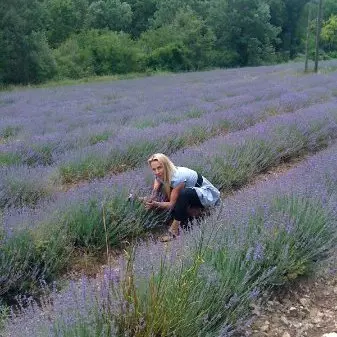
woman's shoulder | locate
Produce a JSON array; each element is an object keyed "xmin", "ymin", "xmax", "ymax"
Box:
[
  {"xmin": 173, "ymin": 166, "xmax": 194, "ymax": 179},
  {"xmin": 175, "ymin": 166, "xmax": 195, "ymax": 174},
  {"xmin": 171, "ymin": 166, "xmax": 197, "ymax": 187}
]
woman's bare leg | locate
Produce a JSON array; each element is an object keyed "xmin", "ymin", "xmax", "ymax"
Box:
[{"xmin": 168, "ymin": 219, "xmax": 180, "ymax": 236}]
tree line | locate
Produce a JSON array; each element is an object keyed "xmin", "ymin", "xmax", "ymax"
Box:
[{"xmin": 0, "ymin": 0, "xmax": 336, "ymax": 85}]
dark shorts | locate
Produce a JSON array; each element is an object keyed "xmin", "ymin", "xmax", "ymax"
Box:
[{"xmin": 171, "ymin": 188, "xmax": 204, "ymax": 222}]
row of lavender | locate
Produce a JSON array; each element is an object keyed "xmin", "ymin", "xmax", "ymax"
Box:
[
  {"xmin": 1, "ymin": 76, "xmax": 336, "ymax": 209},
  {"xmin": 3, "ymin": 136, "xmax": 337, "ymax": 337},
  {"xmin": 1, "ymin": 65, "xmax": 336, "ymax": 187},
  {"xmin": 1, "ymin": 62, "xmax": 331, "ymax": 137},
  {"xmin": 1, "ymin": 95, "xmax": 337, "ymax": 304},
  {"xmin": 2, "ymin": 61, "xmax": 336, "ymax": 158}
]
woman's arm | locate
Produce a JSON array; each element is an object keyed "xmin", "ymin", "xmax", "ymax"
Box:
[
  {"xmin": 146, "ymin": 182, "xmax": 185, "ymax": 210},
  {"xmin": 150, "ymin": 178, "xmax": 162, "ymax": 200},
  {"xmin": 137, "ymin": 178, "xmax": 161, "ymax": 203}
]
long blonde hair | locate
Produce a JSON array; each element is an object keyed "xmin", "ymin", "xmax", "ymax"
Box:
[{"xmin": 148, "ymin": 153, "xmax": 176, "ymax": 198}]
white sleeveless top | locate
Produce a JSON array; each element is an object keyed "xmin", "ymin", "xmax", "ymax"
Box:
[{"xmin": 157, "ymin": 166, "xmax": 220, "ymax": 207}]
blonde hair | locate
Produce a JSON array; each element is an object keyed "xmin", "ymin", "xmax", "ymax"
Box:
[{"xmin": 148, "ymin": 153, "xmax": 176, "ymax": 198}]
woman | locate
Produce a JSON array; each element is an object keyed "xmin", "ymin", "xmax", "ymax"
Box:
[{"xmin": 143, "ymin": 153, "xmax": 220, "ymax": 241}]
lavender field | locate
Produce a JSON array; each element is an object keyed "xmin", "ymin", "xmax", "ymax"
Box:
[{"xmin": 1, "ymin": 61, "xmax": 337, "ymax": 336}]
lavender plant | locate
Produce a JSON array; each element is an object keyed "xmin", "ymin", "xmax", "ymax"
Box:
[
  {"xmin": 1, "ymin": 62, "xmax": 337, "ymax": 309},
  {"xmin": 1, "ymin": 63, "xmax": 336, "ymax": 177},
  {"xmin": 0, "ymin": 166, "xmax": 54, "ymax": 208},
  {"xmin": 0, "ymin": 100, "xmax": 336, "ymax": 304},
  {"xmin": 3, "ymin": 184, "xmax": 336, "ymax": 336}
]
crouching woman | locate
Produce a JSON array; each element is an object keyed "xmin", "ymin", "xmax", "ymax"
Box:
[{"xmin": 144, "ymin": 153, "xmax": 220, "ymax": 241}]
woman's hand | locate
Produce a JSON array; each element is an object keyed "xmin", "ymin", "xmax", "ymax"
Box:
[
  {"xmin": 145, "ymin": 200, "xmax": 158, "ymax": 209},
  {"xmin": 137, "ymin": 196, "xmax": 149, "ymax": 203}
]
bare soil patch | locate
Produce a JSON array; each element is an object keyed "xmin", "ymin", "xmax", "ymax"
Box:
[{"xmin": 242, "ymin": 252, "xmax": 337, "ymax": 337}]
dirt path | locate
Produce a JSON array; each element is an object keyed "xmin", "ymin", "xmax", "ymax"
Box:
[{"xmin": 242, "ymin": 252, "xmax": 337, "ymax": 337}]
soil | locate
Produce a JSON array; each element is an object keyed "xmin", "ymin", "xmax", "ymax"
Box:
[{"xmin": 241, "ymin": 253, "xmax": 337, "ymax": 337}]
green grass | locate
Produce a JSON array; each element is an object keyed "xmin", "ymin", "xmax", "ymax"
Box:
[
  {"xmin": 0, "ymin": 126, "xmax": 21, "ymax": 139},
  {"xmin": 89, "ymin": 132, "xmax": 112, "ymax": 145},
  {"xmin": 0, "ymin": 70, "xmax": 171, "ymax": 92},
  {"xmin": 0, "ymin": 153, "xmax": 21, "ymax": 166}
]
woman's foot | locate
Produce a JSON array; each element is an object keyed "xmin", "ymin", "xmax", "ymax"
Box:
[
  {"xmin": 159, "ymin": 219, "xmax": 180, "ymax": 242},
  {"xmin": 159, "ymin": 232, "xmax": 176, "ymax": 242}
]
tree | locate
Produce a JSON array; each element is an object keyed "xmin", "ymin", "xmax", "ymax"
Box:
[
  {"xmin": 208, "ymin": 0, "xmax": 281, "ymax": 66},
  {"xmin": 304, "ymin": 3, "xmax": 312, "ymax": 72},
  {"xmin": 0, "ymin": 0, "xmax": 55, "ymax": 84},
  {"xmin": 314, "ymin": 0, "xmax": 323, "ymax": 72},
  {"xmin": 45, "ymin": 0, "xmax": 89, "ymax": 47},
  {"xmin": 141, "ymin": 8, "xmax": 215, "ymax": 71},
  {"xmin": 127, "ymin": 0, "xmax": 157, "ymax": 37},
  {"xmin": 323, "ymin": 0, "xmax": 337, "ymax": 19},
  {"xmin": 274, "ymin": 0, "xmax": 311, "ymax": 59},
  {"xmin": 86, "ymin": 0, "xmax": 132, "ymax": 31},
  {"xmin": 152, "ymin": 0, "xmax": 210, "ymax": 27},
  {"xmin": 321, "ymin": 14, "xmax": 337, "ymax": 49}
]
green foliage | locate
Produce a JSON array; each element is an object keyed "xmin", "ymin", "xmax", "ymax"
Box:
[
  {"xmin": 60, "ymin": 194, "xmax": 158, "ymax": 250},
  {"xmin": 0, "ymin": 126, "xmax": 21, "ymax": 139},
  {"xmin": 323, "ymin": 0, "xmax": 337, "ymax": 20},
  {"xmin": 54, "ymin": 30, "xmax": 144, "ymax": 79},
  {"xmin": 0, "ymin": 173, "xmax": 52, "ymax": 208},
  {"xmin": 127, "ymin": 0, "xmax": 157, "ymax": 37},
  {"xmin": 0, "ymin": 153, "xmax": 21, "ymax": 166},
  {"xmin": 262, "ymin": 196, "xmax": 334, "ymax": 282},
  {"xmin": 0, "ymin": 0, "xmax": 54, "ymax": 84},
  {"xmin": 45, "ymin": 0, "xmax": 89, "ymax": 47},
  {"xmin": 85, "ymin": 30, "xmax": 143, "ymax": 74},
  {"xmin": 171, "ymin": 9, "xmax": 216, "ymax": 69},
  {"xmin": 132, "ymin": 119, "xmax": 156, "ymax": 129},
  {"xmin": 91, "ymin": 194, "xmax": 335, "ymax": 336},
  {"xmin": 208, "ymin": 0, "xmax": 281, "ymax": 66},
  {"xmin": 53, "ymin": 36, "xmax": 93, "ymax": 79},
  {"xmin": 86, "ymin": 0, "xmax": 132, "ymax": 31},
  {"xmin": 211, "ymin": 139, "xmax": 277, "ymax": 190},
  {"xmin": 0, "ymin": 231, "xmax": 37, "ymax": 301},
  {"xmin": 89, "ymin": 132, "xmax": 111, "ymax": 145},
  {"xmin": 146, "ymin": 43, "xmax": 192, "ymax": 71},
  {"xmin": 185, "ymin": 109, "xmax": 204, "ymax": 119},
  {"xmin": 142, "ymin": 8, "xmax": 215, "ymax": 71},
  {"xmin": 63, "ymin": 199, "xmax": 105, "ymax": 249},
  {"xmin": 25, "ymin": 31, "xmax": 57, "ymax": 83},
  {"xmin": 152, "ymin": 0, "xmax": 210, "ymax": 27},
  {"xmin": 29, "ymin": 143, "xmax": 55, "ymax": 166},
  {"xmin": 59, "ymin": 153, "xmax": 108, "ymax": 183},
  {"xmin": 281, "ymin": 0, "xmax": 312, "ymax": 59},
  {"xmin": 321, "ymin": 15, "xmax": 337, "ymax": 49},
  {"xmin": 0, "ymin": 305, "xmax": 9, "ymax": 331},
  {"xmin": 0, "ymin": 223, "xmax": 71, "ymax": 304}
]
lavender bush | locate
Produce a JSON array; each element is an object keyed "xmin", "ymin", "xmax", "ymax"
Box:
[
  {"xmin": 3, "ymin": 141, "xmax": 337, "ymax": 337},
  {"xmin": 0, "ymin": 166, "xmax": 54, "ymax": 208}
]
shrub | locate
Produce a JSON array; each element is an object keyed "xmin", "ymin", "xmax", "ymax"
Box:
[{"xmin": 146, "ymin": 43, "xmax": 192, "ymax": 72}]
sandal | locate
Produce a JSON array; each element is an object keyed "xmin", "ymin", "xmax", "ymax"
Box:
[
  {"xmin": 159, "ymin": 232, "xmax": 177, "ymax": 242},
  {"xmin": 159, "ymin": 220, "xmax": 180, "ymax": 242}
]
